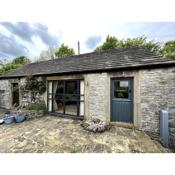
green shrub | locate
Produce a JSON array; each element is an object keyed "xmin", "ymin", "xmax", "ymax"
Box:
[
  {"xmin": 24, "ymin": 76, "xmax": 46, "ymax": 95},
  {"xmin": 26, "ymin": 103, "xmax": 47, "ymax": 112}
]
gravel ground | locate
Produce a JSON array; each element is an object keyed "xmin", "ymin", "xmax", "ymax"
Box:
[{"xmin": 0, "ymin": 115, "xmax": 169, "ymax": 153}]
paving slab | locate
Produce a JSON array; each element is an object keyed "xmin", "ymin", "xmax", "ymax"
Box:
[{"xmin": 0, "ymin": 116, "xmax": 169, "ymax": 153}]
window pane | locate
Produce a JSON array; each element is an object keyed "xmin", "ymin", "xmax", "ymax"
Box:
[
  {"xmin": 53, "ymin": 81, "xmax": 64, "ymax": 113},
  {"xmin": 65, "ymin": 81, "xmax": 77, "ymax": 94},
  {"xmin": 65, "ymin": 94, "xmax": 78, "ymax": 101},
  {"xmin": 114, "ymin": 81, "xmax": 129, "ymax": 99},
  {"xmin": 65, "ymin": 100, "xmax": 77, "ymax": 115},
  {"xmin": 49, "ymin": 80, "xmax": 84, "ymax": 116},
  {"xmin": 54, "ymin": 94, "xmax": 64, "ymax": 113},
  {"xmin": 55, "ymin": 81, "xmax": 64, "ymax": 94}
]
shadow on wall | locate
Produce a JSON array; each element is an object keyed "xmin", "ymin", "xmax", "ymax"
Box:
[{"xmin": 0, "ymin": 90, "xmax": 7, "ymax": 108}]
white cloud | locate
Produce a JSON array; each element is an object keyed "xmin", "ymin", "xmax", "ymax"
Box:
[
  {"xmin": 31, "ymin": 36, "xmax": 48, "ymax": 57},
  {"xmin": 0, "ymin": 0, "xmax": 175, "ymax": 60},
  {"xmin": 1, "ymin": 21, "xmax": 175, "ymax": 60}
]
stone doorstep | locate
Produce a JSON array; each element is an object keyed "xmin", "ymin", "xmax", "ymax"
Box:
[{"xmin": 110, "ymin": 121, "xmax": 135, "ymax": 129}]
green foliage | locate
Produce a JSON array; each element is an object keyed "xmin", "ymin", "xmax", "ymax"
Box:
[
  {"xmin": 12, "ymin": 56, "xmax": 31, "ymax": 65},
  {"xmin": 0, "ymin": 63, "xmax": 22, "ymax": 75},
  {"xmin": 160, "ymin": 40, "xmax": 175, "ymax": 59},
  {"xmin": 55, "ymin": 43, "xmax": 75, "ymax": 57},
  {"xmin": 24, "ymin": 76, "xmax": 46, "ymax": 94},
  {"xmin": 95, "ymin": 35, "xmax": 160, "ymax": 53},
  {"xmin": 26, "ymin": 102, "xmax": 46, "ymax": 111},
  {"xmin": 0, "ymin": 56, "xmax": 31, "ymax": 76},
  {"xmin": 95, "ymin": 35, "xmax": 120, "ymax": 51},
  {"xmin": 121, "ymin": 36, "xmax": 160, "ymax": 52},
  {"xmin": 143, "ymin": 41, "xmax": 161, "ymax": 53},
  {"xmin": 120, "ymin": 36, "xmax": 146, "ymax": 47},
  {"xmin": 95, "ymin": 35, "xmax": 175, "ymax": 60}
]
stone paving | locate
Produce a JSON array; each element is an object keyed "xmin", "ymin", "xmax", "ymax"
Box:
[{"xmin": 0, "ymin": 116, "xmax": 169, "ymax": 153}]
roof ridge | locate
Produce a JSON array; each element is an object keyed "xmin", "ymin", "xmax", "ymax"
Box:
[{"xmin": 1, "ymin": 47, "xmax": 174, "ymax": 79}]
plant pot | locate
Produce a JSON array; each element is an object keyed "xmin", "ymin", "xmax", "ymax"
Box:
[
  {"xmin": 15, "ymin": 115, "xmax": 26, "ymax": 123},
  {"xmin": 3, "ymin": 116, "xmax": 14, "ymax": 124},
  {"xmin": 0, "ymin": 119, "xmax": 4, "ymax": 125}
]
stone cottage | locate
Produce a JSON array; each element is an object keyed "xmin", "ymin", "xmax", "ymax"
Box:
[{"xmin": 0, "ymin": 47, "xmax": 175, "ymax": 135}]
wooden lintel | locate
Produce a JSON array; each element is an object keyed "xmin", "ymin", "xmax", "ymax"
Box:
[{"xmin": 47, "ymin": 74, "xmax": 84, "ymax": 81}]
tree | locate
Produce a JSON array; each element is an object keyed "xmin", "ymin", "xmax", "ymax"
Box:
[
  {"xmin": 0, "ymin": 56, "xmax": 31, "ymax": 75},
  {"xmin": 160, "ymin": 40, "xmax": 175, "ymax": 59},
  {"xmin": 12, "ymin": 56, "xmax": 31, "ymax": 65},
  {"xmin": 94, "ymin": 35, "xmax": 160, "ymax": 53},
  {"xmin": 0, "ymin": 63, "xmax": 22, "ymax": 75},
  {"xmin": 0, "ymin": 60, "xmax": 3, "ymax": 65},
  {"xmin": 55, "ymin": 43, "xmax": 75, "ymax": 57},
  {"xmin": 37, "ymin": 47, "xmax": 56, "ymax": 62},
  {"xmin": 95, "ymin": 35, "xmax": 120, "ymax": 51},
  {"xmin": 120, "ymin": 36, "xmax": 160, "ymax": 52}
]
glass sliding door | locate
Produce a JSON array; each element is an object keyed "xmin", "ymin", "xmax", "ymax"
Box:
[
  {"xmin": 50, "ymin": 79, "xmax": 84, "ymax": 117},
  {"xmin": 65, "ymin": 81, "xmax": 78, "ymax": 115}
]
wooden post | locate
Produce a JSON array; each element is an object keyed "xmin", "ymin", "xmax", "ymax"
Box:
[{"xmin": 78, "ymin": 41, "xmax": 80, "ymax": 55}]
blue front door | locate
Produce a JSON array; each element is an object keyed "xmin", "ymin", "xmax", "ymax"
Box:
[{"xmin": 111, "ymin": 78, "xmax": 133, "ymax": 123}]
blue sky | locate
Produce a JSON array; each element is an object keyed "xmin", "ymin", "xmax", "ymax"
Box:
[
  {"xmin": 118, "ymin": 22, "xmax": 175, "ymax": 41},
  {"xmin": 0, "ymin": 22, "xmax": 175, "ymax": 61}
]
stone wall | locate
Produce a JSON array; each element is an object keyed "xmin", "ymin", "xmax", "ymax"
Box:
[
  {"xmin": 84, "ymin": 73, "xmax": 107, "ymax": 121},
  {"xmin": 0, "ymin": 80, "xmax": 12, "ymax": 109},
  {"xmin": 0, "ymin": 77, "xmax": 47, "ymax": 110},
  {"xmin": 140, "ymin": 67, "xmax": 175, "ymax": 134},
  {"xmin": 83, "ymin": 71, "xmax": 141, "ymax": 126},
  {"xmin": 19, "ymin": 78, "xmax": 47, "ymax": 107}
]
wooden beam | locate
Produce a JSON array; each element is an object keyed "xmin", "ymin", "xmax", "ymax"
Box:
[{"xmin": 47, "ymin": 75, "xmax": 84, "ymax": 81}]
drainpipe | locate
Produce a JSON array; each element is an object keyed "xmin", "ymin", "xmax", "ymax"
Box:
[{"xmin": 160, "ymin": 110, "xmax": 169, "ymax": 148}]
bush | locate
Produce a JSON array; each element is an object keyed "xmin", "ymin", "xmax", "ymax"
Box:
[
  {"xmin": 26, "ymin": 103, "xmax": 46, "ymax": 112},
  {"xmin": 24, "ymin": 76, "xmax": 46, "ymax": 95}
]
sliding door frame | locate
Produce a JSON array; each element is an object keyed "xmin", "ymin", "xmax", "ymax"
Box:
[{"xmin": 47, "ymin": 79, "xmax": 84, "ymax": 118}]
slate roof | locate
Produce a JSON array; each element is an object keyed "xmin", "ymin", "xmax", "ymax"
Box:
[{"xmin": 1, "ymin": 47, "xmax": 175, "ymax": 79}]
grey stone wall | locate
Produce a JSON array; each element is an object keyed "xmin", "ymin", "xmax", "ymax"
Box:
[
  {"xmin": 140, "ymin": 67, "xmax": 175, "ymax": 134},
  {"xmin": 18, "ymin": 78, "xmax": 47, "ymax": 107},
  {"xmin": 0, "ymin": 77, "xmax": 47, "ymax": 110},
  {"xmin": 84, "ymin": 73, "xmax": 107, "ymax": 121},
  {"xmin": 0, "ymin": 80, "xmax": 12, "ymax": 109}
]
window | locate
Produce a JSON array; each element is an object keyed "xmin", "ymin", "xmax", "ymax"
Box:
[
  {"xmin": 48, "ymin": 80, "xmax": 84, "ymax": 117},
  {"xmin": 65, "ymin": 81, "xmax": 78, "ymax": 115},
  {"xmin": 54, "ymin": 81, "xmax": 64, "ymax": 113},
  {"xmin": 114, "ymin": 80, "xmax": 129, "ymax": 99}
]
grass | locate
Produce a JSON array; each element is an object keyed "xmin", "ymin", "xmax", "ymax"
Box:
[{"xmin": 26, "ymin": 103, "xmax": 46, "ymax": 112}]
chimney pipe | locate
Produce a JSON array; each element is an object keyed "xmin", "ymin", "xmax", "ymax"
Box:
[{"xmin": 78, "ymin": 41, "xmax": 80, "ymax": 55}]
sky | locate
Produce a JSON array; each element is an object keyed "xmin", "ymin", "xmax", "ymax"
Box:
[
  {"xmin": 0, "ymin": 0, "xmax": 175, "ymax": 62},
  {"xmin": 1, "ymin": 22, "xmax": 175, "ymax": 62}
]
